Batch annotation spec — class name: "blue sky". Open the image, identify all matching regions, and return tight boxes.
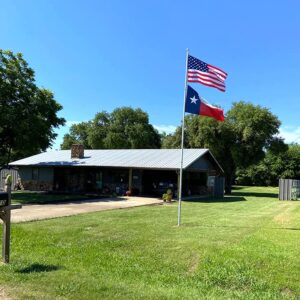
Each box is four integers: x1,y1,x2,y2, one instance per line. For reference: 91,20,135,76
1,0,300,149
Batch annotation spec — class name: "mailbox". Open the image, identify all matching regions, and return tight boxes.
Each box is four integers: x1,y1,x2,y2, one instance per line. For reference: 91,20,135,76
0,183,21,264
0,192,8,207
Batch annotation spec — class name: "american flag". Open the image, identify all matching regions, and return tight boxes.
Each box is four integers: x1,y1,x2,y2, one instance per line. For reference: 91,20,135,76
187,55,227,92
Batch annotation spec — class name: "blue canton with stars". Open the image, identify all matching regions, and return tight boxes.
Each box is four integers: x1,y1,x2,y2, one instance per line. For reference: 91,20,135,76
188,55,209,72
185,85,201,115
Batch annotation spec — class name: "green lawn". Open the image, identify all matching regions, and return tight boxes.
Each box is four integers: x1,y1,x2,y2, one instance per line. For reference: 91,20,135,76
1,186,300,299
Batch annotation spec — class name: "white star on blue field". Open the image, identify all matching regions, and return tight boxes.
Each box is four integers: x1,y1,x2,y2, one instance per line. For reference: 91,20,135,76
190,96,198,104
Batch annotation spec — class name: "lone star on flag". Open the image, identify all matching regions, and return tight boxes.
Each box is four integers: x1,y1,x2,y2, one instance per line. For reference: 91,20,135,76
190,95,198,104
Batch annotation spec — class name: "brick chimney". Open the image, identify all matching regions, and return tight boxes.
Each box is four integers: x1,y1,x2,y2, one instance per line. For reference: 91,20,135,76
71,144,84,159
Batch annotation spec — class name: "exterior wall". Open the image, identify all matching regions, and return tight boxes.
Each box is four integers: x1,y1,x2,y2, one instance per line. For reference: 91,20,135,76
187,153,222,176
213,177,224,198
18,167,32,181
207,176,225,198
187,155,214,171
18,166,54,191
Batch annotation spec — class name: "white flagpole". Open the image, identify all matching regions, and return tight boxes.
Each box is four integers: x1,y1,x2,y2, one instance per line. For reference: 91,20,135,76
178,48,189,226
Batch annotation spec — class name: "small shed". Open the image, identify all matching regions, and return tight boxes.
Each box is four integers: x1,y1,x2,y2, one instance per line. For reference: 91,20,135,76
9,146,224,198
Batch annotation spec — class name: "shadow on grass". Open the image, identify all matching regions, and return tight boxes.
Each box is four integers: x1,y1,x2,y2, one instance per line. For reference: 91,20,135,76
183,196,246,203
23,197,128,206
17,263,62,274
12,192,127,205
232,191,278,199
232,186,246,190
182,223,300,231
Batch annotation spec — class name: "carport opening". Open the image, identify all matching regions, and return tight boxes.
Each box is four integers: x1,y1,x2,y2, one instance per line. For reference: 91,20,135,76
141,170,209,198
183,172,208,197
142,170,177,197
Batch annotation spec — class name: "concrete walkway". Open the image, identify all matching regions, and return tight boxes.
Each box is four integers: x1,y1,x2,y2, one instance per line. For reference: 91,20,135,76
11,197,162,223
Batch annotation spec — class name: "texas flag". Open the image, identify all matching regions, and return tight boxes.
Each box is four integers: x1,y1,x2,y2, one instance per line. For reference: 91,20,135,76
185,85,224,121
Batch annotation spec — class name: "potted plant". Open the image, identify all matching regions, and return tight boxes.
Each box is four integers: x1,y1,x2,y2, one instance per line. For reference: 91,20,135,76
162,189,173,203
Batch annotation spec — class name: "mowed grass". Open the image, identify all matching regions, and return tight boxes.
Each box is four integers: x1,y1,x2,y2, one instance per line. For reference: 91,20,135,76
1,186,300,299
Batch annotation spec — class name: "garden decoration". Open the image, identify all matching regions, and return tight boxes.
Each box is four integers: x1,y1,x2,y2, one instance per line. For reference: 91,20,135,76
162,189,173,203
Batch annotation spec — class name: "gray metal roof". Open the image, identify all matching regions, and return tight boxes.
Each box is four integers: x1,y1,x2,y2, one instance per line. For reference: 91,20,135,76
9,149,222,171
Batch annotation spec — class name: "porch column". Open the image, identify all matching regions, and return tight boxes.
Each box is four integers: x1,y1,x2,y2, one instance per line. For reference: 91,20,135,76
128,168,133,191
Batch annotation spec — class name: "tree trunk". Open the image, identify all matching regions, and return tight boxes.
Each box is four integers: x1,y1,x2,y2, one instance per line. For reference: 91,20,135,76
225,181,232,195
224,171,235,195
6,147,12,165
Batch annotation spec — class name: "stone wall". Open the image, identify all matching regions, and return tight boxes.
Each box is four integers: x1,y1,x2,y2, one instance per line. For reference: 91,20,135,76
22,180,53,191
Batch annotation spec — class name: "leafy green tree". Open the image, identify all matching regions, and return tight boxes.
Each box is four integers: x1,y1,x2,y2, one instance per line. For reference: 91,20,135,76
61,122,92,149
87,112,110,148
161,128,182,149
236,141,291,186
61,107,161,150
236,160,275,186
0,50,65,164
280,144,300,179
226,101,281,169
104,107,160,149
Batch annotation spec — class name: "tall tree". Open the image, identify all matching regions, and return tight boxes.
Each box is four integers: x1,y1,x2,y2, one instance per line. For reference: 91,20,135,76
226,101,280,169
0,50,65,164
61,107,161,150
87,112,110,148
236,141,290,186
60,122,92,150
104,107,161,149
280,144,300,179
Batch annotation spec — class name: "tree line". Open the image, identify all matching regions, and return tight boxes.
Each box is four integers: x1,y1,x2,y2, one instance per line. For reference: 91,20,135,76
1,49,299,194
61,102,294,194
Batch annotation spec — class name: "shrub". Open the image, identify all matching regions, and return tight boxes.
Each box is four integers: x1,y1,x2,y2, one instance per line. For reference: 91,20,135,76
162,189,172,202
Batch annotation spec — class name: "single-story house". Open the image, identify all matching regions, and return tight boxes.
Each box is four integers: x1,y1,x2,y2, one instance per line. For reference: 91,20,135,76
9,145,224,197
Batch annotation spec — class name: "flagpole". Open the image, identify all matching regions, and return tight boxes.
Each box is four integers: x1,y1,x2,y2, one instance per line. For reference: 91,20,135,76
178,48,189,226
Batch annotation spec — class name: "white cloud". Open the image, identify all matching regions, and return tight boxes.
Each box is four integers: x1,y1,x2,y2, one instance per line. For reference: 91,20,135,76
154,125,177,134
278,126,300,144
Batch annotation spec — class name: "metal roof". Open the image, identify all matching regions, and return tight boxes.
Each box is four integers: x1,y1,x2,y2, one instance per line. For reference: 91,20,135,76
9,149,222,171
